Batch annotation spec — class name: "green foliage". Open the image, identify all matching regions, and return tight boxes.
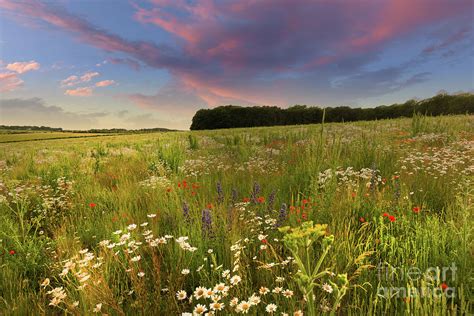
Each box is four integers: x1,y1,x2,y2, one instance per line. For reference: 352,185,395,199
156,140,185,173
188,134,199,150
190,93,474,130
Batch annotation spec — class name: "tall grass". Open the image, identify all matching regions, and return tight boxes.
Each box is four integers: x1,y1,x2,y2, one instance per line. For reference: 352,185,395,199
0,115,472,315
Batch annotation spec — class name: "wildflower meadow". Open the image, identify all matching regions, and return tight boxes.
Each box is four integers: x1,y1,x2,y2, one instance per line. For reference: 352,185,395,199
0,115,472,315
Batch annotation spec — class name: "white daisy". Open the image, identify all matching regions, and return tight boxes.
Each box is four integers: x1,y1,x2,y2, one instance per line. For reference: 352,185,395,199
230,275,241,285
210,301,225,311
322,283,333,293
194,286,206,299
265,303,277,313
176,290,187,300
193,304,207,315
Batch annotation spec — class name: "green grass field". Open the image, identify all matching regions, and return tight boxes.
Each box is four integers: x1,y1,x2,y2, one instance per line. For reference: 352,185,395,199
0,115,472,315
0,132,105,143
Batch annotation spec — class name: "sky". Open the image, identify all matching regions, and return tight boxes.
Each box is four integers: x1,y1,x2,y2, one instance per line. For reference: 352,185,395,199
0,0,473,130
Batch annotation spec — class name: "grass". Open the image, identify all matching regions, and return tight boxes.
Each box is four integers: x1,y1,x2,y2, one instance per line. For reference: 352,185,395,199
0,115,472,315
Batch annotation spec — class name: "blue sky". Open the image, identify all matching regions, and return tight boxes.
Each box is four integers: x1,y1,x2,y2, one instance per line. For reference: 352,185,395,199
0,0,473,130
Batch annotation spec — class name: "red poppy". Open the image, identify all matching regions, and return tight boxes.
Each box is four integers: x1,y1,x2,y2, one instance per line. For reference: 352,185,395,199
382,213,389,217
359,217,366,223
261,239,267,244
257,196,265,203
207,203,213,209
302,213,308,220
412,206,420,213
182,180,188,188
166,188,172,192
89,203,97,208
351,192,357,198
289,205,296,211
243,197,250,203
302,199,309,205
440,283,448,291
393,175,400,180
9,250,15,255
389,215,396,222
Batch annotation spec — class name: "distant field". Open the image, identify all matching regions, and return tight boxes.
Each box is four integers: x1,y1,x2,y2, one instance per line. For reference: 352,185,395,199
0,131,105,143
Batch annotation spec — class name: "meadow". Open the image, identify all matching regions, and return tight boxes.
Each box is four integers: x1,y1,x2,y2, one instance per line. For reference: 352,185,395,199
0,115,472,315
0,132,105,143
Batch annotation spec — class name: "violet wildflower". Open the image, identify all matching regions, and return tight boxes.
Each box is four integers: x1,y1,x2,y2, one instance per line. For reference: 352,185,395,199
267,190,276,210
251,182,261,204
275,203,287,227
183,202,190,222
217,181,224,204
201,209,212,237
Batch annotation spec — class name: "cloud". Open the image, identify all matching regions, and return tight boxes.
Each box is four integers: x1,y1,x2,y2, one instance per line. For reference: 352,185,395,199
61,73,114,95
1,0,472,110
0,72,24,92
0,0,189,69
422,27,472,55
0,97,108,129
126,80,206,115
0,60,41,92
61,71,100,87
333,69,432,97
116,110,129,118
0,97,187,130
107,57,141,71
95,80,115,87
6,60,40,74
80,71,99,82
60,75,79,87
124,113,187,130
65,86,93,96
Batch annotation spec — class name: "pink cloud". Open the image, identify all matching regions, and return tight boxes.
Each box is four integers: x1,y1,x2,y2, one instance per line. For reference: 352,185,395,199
0,72,24,92
6,60,40,74
107,57,141,71
349,0,471,52
129,0,472,105
60,71,100,87
60,75,79,87
80,71,99,82
95,80,115,87
134,7,196,43
1,0,472,109
64,87,93,96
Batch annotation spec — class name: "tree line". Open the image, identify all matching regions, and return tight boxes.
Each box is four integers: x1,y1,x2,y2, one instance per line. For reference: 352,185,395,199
0,126,174,133
190,93,474,130
0,125,63,132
